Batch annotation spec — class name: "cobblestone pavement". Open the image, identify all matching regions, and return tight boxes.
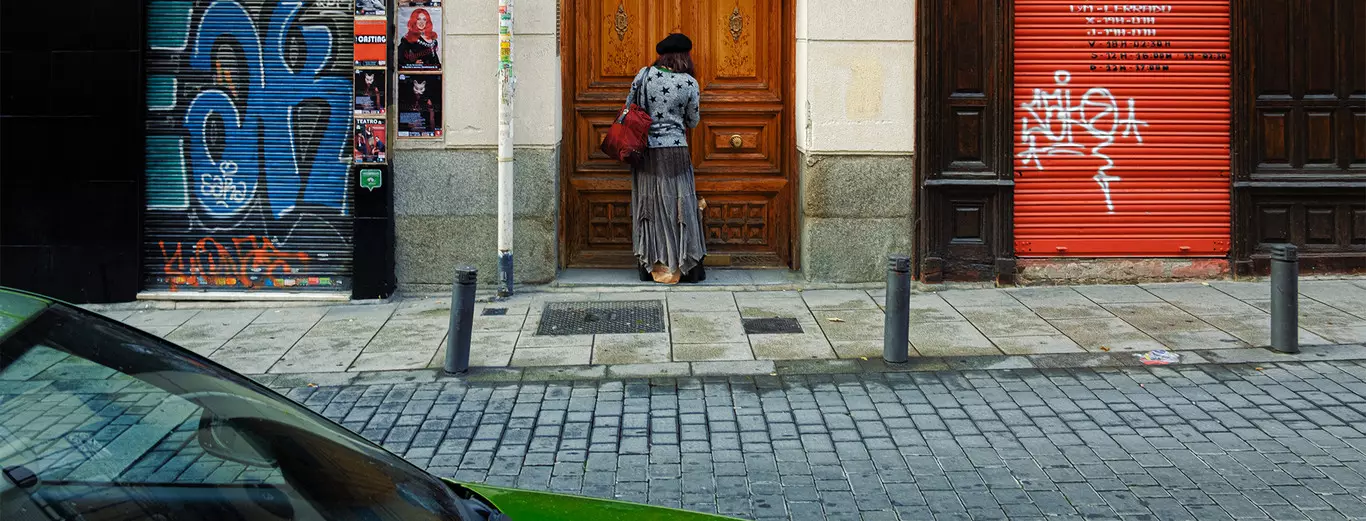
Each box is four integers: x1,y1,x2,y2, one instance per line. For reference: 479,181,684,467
6,354,1366,520
269,361,1366,520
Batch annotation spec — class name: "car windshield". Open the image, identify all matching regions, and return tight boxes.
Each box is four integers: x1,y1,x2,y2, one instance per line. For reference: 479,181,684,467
0,291,470,521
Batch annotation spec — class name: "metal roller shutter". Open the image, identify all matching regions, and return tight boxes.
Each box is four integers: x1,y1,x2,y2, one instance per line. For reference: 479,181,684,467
1013,0,1231,257
143,0,355,292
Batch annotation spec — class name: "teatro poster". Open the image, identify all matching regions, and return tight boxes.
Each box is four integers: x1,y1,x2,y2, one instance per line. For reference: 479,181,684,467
397,73,442,138
396,6,442,71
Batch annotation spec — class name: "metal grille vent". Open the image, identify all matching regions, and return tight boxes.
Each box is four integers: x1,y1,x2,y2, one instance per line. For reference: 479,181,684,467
536,301,665,335
742,318,803,334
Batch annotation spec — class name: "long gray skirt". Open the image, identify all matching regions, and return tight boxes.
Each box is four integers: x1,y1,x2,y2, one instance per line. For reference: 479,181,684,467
632,146,707,274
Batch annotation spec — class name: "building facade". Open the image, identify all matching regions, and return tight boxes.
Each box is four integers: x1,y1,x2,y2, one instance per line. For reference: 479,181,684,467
4,0,1361,303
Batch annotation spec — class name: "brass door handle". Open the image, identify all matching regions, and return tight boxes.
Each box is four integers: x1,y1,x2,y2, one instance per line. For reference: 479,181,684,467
729,135,743,148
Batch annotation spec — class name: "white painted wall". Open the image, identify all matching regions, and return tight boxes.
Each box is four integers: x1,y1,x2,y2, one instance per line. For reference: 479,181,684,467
796,0,915,154
397,0,562,149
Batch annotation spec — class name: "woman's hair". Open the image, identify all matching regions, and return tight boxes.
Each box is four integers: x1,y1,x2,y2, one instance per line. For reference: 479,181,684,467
405,8,437,42
652,51,695,76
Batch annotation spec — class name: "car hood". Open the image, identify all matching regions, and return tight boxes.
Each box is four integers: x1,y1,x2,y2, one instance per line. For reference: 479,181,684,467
453,481,741,520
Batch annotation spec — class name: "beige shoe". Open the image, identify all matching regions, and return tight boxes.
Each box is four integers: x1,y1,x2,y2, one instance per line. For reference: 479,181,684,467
650,264,681,284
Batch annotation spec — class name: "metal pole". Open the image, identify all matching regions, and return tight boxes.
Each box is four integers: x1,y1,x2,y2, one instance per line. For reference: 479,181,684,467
496,0,516,297
883,254,911,363
446,266,478,374
1270,244,1299,353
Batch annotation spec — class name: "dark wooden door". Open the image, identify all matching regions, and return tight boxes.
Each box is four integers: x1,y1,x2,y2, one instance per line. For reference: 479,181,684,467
916,0,1015,282
561,0,794,268
1233,0,1366,273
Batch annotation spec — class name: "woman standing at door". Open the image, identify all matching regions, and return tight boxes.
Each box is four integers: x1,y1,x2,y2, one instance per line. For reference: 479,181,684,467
625,33,706,284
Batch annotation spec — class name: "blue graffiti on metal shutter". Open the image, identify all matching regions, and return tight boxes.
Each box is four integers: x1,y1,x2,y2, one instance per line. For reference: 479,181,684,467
144,0,354,291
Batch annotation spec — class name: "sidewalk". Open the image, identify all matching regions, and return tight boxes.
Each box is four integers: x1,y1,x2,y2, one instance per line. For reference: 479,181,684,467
89,277,1366,377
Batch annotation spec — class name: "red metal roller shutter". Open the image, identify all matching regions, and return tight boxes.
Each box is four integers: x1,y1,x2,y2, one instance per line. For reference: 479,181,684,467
1012,0,1231,257
143,0,355,293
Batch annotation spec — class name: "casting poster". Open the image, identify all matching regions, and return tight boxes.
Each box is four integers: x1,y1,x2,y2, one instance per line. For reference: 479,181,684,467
397,73,442,138
397,6,442,71
354,69,386,115
354,19,387,67
355,118,388,163
355,0,386,17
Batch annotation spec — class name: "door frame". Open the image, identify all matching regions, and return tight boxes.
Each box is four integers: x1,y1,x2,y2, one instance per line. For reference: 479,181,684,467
913,0,1017,284
556,0,800,270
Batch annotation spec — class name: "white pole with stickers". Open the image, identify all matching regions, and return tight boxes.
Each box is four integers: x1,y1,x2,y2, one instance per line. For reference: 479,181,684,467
496,0,515,297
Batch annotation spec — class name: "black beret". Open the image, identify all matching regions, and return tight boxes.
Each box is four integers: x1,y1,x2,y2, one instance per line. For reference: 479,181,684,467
656,33,692,54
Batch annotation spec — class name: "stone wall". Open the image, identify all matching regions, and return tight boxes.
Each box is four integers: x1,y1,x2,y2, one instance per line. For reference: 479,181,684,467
393,148,558,290
795,0,916,282
799,154,914,282
392,0,560,290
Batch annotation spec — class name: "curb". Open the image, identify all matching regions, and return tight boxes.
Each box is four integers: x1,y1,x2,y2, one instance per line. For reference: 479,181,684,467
248,343,1366,387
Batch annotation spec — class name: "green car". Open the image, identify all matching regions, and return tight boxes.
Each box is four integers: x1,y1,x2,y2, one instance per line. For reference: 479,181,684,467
0,288,740,521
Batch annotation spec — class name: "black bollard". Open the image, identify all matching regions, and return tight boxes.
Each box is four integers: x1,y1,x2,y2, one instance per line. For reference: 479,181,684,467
1270,244,1299,354
445,266,478,374
884,254,911,364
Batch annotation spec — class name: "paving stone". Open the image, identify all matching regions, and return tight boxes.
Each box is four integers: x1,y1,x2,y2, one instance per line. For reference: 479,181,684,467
1049,317,1166,352
511,346,593,367
1145,284,1267,317
991,335,1086,355
672,343,755,362
671,312,747,345
1075,285,1164,304
667,293,738,313
1008,287,1115,320
801,290,879,311
593,334,671,364
750,333,836,360
907,293,967,323
958,304,1063,338
909,321,999,357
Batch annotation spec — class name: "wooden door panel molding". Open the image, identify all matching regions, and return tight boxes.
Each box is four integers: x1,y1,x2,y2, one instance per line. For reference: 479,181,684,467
916,0,1014,283
578,0,663,96
574,109,634,172
1233,0,1366,273
695,112,781,173
562,0,795,268
689,0,781,96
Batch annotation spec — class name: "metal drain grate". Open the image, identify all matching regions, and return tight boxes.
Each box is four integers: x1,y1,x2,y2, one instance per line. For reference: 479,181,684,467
536,301,666,335
742,317,804,334
482,308,508,316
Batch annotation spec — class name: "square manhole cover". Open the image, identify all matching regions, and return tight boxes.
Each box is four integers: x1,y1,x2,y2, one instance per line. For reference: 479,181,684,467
743,317,804,334
536,301,665,335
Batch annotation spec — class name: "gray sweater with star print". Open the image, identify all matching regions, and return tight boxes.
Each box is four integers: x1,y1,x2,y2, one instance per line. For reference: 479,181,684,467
625,66,701,149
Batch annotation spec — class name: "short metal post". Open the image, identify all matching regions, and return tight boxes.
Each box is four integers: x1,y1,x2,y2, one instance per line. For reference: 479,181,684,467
445,266,478,374
884,255,911,364
1270,244,1299,353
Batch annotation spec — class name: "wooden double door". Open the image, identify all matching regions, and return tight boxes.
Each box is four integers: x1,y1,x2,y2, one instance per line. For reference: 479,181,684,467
561,0,794,268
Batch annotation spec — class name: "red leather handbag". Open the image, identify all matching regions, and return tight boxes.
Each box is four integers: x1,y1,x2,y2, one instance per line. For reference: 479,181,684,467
601,71,652,165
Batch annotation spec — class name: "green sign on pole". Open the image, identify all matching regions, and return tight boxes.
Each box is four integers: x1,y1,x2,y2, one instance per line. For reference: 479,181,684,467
360,169,382,191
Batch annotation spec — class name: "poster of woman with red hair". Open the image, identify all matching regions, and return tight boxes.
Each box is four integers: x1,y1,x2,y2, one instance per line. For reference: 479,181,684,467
397,6,442,71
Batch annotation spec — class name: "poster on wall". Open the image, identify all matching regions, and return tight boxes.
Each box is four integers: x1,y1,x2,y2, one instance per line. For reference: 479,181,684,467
355,118,388,163
397,73,442,137
355,0,386,16
354,69,386,115
354,19,387,67
396,6,442,70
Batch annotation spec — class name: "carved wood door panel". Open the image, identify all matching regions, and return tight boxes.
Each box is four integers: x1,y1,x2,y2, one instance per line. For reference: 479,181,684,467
1233,0,1366,273
563,0,793,268
916,0,1015,283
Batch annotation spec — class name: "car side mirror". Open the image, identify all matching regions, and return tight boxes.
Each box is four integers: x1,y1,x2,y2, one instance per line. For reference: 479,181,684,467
197,411,277,468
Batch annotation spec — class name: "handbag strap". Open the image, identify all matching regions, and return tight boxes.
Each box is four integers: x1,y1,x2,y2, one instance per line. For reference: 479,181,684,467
619,67,652,123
